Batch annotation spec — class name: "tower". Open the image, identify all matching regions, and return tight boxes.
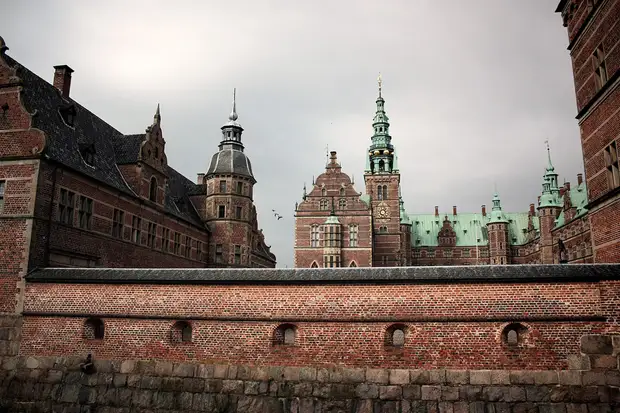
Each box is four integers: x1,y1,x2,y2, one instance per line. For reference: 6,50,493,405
537,145,562,264
486,192,510,265
203,89,258,267
364,74,402,266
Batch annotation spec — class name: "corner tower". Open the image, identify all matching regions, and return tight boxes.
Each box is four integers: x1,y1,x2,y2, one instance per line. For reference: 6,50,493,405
537,145,562,264
364,75,402,266
486,193,510,265
199,89,275,267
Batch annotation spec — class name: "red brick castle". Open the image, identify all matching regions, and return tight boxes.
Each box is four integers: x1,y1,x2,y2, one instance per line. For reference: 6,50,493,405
0,38,275,311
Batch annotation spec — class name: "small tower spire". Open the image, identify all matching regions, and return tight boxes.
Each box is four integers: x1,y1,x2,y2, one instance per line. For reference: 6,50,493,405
229,88,238,121
154,103,161,124
377,72,382,98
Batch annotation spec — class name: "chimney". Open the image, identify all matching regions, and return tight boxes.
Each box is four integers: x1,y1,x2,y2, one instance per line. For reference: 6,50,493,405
565,181,571,191
434,206,439,217
529,203,535,216
53,65,74,99
196,173,205,184
481,205,486,217
559,186,566,197
453,205,457,216
537,195,541,205
577,173,583,185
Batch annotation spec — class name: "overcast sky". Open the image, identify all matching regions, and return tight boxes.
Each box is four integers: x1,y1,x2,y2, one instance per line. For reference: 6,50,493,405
2,1,579,267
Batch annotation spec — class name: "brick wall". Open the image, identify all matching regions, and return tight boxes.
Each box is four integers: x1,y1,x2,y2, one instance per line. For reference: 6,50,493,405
1,334,619,412
18,278,620,369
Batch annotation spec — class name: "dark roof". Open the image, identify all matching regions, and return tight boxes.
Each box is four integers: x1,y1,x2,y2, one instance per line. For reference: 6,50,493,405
206,148,255,181
25,264,620,285
555,0,568,13
5,54,204,227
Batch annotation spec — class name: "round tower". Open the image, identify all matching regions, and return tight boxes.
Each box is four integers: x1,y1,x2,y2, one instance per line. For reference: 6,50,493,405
204,89,257,267
486,192,510,265
537,145,562,264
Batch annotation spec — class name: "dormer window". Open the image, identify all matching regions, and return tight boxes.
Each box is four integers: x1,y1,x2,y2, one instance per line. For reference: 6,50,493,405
79,144,96,167
59,104,77,127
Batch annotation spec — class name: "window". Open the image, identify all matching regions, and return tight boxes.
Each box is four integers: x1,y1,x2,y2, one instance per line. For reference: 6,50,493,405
463,249,470,258
185,236,192,258
131,216,141,244
319,199,328,210
502,323,527,347
59,189,75,226
444,249,452,258
236,206,242,220
311,225,320,248
273,324,297,346
236,181,243,194
80,144,95,167
196,241,204,261
171,321,192,343
323,255,341,268
112,209,124,238
382,185,388,200
593,45,608,92
349,224,358,247
147,222,157,248
382,256,387,265
379,226,388,233
78,196,93,230
149,177,157,202
339,187,345,196
162,228,170,252
377,185,383,200
427,249,435,258
385,324,407,348
310,261,319,268
234,245,241,265
219,180,227,193
0,180,4,212
215,244,223,263
604,141,619,190
84,318,104,340
218,205,226,218
321,187,326,196
349,261,357,267
326,226,341,247
338,199,346,209
173,232,181,255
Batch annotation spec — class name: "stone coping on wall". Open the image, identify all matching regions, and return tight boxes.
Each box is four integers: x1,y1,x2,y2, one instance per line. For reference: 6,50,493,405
25,264,620,285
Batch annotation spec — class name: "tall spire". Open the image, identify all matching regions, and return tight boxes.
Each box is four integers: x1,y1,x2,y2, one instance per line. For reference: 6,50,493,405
539,141,561,208
229,88,238,121
154,103,161,124
367,73,395,174
378,72,382,98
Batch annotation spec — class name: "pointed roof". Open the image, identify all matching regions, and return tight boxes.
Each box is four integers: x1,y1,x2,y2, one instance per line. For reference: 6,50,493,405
539,143,562,208
488,192,509,224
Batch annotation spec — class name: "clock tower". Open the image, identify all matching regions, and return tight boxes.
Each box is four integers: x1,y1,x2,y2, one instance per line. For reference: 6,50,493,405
364,75,403,266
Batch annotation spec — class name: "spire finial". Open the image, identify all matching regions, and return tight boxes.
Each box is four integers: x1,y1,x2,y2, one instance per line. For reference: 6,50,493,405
0,36,7,55
377,72,382,98
154,103,161,123
229,88,238,121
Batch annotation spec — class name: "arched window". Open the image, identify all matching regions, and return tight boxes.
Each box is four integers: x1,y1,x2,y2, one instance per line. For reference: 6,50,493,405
339,187,345,196
377,185,383,200
273,324,297,346
382,185,388,200
84,318,105,340
349,261,357,267
379,226,388,233
385,324,407,348
379,160,385,172
502,323,527,347
171,321,193,343
149,177,157,202
321,187,326,196
310,261,319,268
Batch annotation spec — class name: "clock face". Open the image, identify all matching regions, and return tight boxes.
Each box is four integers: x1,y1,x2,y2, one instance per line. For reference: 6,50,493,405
378,207,388,217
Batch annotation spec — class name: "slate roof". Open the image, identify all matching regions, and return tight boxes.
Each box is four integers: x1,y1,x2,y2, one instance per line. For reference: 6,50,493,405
5,54,204,227
26,264,620,285
206,148,254,181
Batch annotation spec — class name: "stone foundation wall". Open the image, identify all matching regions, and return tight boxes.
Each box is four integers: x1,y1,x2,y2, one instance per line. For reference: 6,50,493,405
1,334,619,412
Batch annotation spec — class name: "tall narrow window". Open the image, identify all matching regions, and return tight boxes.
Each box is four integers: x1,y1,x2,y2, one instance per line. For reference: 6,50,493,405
78,196,93,230
377,185,383,200
234,245,241,265
149,177,157,202
219,180,227,193
218,205,226,218
604,141,619,190
174,232,181,254
185,236,192,258
147,222,157,248
196,241,204,261
321,187,326,196
112,209,124,238
236,206,242,220
236,181,243,194
162,228,170,252
349,224,358,247
215,244,223,263
0,181,5,212
310,225,320,248
132,216,141,244
382,185,388,200
593,45,608,92
339,187,345,196
59,189,75,226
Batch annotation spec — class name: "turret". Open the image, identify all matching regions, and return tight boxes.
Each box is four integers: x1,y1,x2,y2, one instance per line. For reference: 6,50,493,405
486,192,510,265
537,143,562,264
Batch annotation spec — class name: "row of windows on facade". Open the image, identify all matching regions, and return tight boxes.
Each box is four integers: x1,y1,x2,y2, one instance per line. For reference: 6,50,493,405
215,204,246,220
310,224,358,248
411,248,491,258
83,318,526,348
214,244,247,266
217,180,248,196
58,188,205,260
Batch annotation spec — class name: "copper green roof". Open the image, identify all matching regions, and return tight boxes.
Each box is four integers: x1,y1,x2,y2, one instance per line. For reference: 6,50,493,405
408,211,537,247
554,180,588,228
488,193,509,224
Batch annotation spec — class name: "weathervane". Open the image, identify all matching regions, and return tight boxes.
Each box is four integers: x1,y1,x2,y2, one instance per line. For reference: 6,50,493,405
377,72,382,97
325,144,329,165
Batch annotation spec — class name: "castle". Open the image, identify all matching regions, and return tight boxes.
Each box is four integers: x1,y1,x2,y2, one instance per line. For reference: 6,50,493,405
294,81,592,267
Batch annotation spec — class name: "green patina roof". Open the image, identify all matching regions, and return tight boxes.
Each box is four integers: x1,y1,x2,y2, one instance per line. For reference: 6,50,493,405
408,211,537,247
554,181,588,228
325,215,341,224
488,193,509,224
360,194,371,207
539,147,562,208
